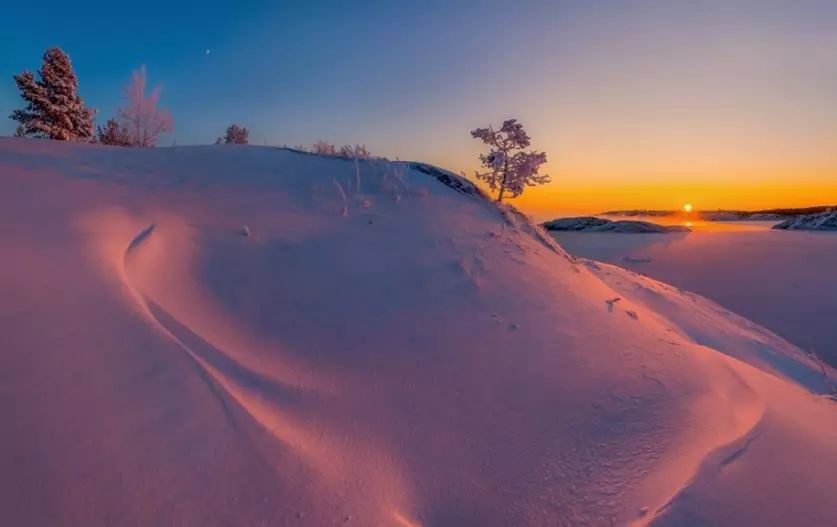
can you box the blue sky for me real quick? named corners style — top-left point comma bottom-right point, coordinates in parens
top-left (1, 0), bottom-right (579, 150)
top-left (2, 1), bottom-right (836, 211)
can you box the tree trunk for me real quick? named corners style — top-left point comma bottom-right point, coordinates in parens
top-left (497, 157), bottom-right (510, 202)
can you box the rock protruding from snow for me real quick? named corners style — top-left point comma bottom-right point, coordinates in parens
top-left (772, 211), bottom-right (837, 231)
top-left (409, 162), bottom-right (488, 199)
top-left (542, 216), bottom-right (691, 233)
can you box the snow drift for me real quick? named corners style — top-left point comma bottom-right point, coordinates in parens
top-left (2, 138), bottom-right (837, 527)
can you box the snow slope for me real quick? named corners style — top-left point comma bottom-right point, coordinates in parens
top-left (550, 229), bottom-right (837, 369)
top-left (2, 137), bottom-right (837, 526)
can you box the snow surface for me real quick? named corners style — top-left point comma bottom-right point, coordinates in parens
top-left (543, 216), bottom-right (691, 233)
top-left (773, 211), bottom-right (837, 230)
top-left (2, 137), bottom-right (837, 526)
top-left (551, 229), bottom-right (837, 369)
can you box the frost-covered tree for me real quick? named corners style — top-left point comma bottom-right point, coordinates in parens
top-left (9, 47), bottom-right (96, 141)
top-left (223, 124), bottom-right (249, 144)
top-left (312, 140), bottom-right (337, 155)
top-left (339, 144), bottom-right (373, 159)
top-left (117, 65), bottom-right (173, 147)
top-left (13, 125), bottom-right (26, 137)
top-left (96, 118), bottom-right (131, 146)
top-left (470, 119), bottom-right (549, 202)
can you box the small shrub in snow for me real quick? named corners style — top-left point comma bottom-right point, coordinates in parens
top-left (223, 124), bottom-right (249, 144)
top-left (10, 47), bottom-right (97, 141)
top-left (470, 119), bottom-right (549, 202)
top-left (339, 144), bottom-right (373, 159)
top-left (312, 140), bottom-right (338, 156)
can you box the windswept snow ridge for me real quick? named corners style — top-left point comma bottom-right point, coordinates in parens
top-left (1, 138), bottom-right (836, 526)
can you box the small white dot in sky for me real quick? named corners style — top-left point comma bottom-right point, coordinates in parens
top-left (206, 49), bottom-right (210, 55)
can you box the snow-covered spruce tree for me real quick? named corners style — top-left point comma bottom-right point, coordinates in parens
top-left (13, 125), bottom-right (25, 137)
top-left (9, 47), bottom-right (96, 141)
top-left (118, 65), bottom-right (173, 147)
top-left (223, 124), bottom-right (249, 144)
top-left (96, 118), bottom-right (131, 146)
top-left (470, 119), bottom-right (549, 202)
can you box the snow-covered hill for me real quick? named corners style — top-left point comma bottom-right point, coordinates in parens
top-left (2, 137), bottom-right (836, 526)
top-left (543, 216), bottom-right (691, 233)
top-left (773, 211), bottom-right (837, 230)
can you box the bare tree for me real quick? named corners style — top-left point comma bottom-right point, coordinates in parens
top-left (118, 65), bottom-right (173, 147)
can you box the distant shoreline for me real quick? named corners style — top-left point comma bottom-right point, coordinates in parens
top-left (600, 206), bottom-right (835, 221)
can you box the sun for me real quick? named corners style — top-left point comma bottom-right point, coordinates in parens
top-left (684, 203), bottom-right (693, 213)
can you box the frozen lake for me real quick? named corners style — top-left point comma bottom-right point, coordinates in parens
top-left (550, 227), bottom-right (837, 366)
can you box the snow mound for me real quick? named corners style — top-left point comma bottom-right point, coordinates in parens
top-left (1, 138), bottom-right (837, 527)
top-left (543, 216), bottom-right (691, 233)
top-left (773, 211), bottom-right (837, 231)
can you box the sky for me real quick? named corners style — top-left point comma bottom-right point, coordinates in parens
top-left (1, 0), bottom-right (836, 214)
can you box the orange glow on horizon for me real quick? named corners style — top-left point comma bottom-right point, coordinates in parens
top-left (505, 170), bottom-right (837, 215)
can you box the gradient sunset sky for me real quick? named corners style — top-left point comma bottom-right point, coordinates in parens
top-left (1, 0), bottom-right (836, 214)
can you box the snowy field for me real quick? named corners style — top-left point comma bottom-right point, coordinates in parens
top-left (2, 138), bottom-right (837, 526)
top-left (550, 228), bottom-right (837, 368)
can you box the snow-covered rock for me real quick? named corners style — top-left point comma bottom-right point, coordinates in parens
top-left (542, 216), bottom-right (691, 233)
top-left (773, 211), bottom-right (837, 231)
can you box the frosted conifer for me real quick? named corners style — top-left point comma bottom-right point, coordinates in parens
top-left (470, 119), bottom-right (549, 202)
top-left (10, 48), bottom-right (96, 141)
top-left (97, 118), bottom-right (132, 146)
